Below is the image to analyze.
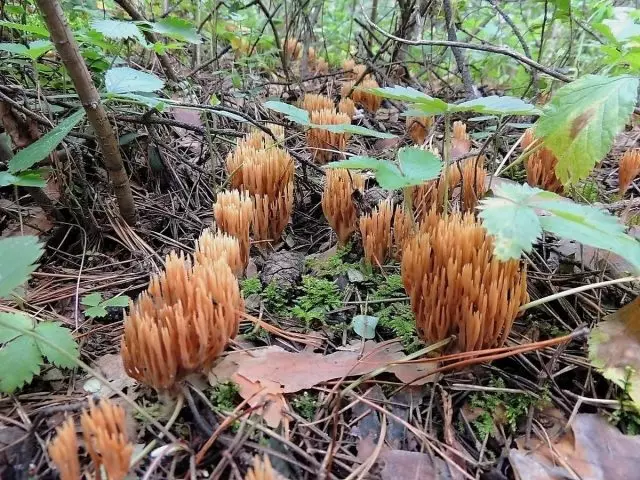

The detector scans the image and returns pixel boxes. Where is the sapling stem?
[442,114,451,217]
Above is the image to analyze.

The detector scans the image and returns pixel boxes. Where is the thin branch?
[442,0,478,98]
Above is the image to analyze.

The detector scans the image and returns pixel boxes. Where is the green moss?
[306,245,355,278]
[209,381,240,412]
[376,302,421,352]
[290,276,342,328]
[373,274,406,299]
[570,180,601,203]
[291,391,319,420]
[263,282,289,314]
[241,277,262,296]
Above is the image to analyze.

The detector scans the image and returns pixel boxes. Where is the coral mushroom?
[401,212,528,352]
[322,168,365,245]
[283,38,301,60]
[195,227,244,276]
[521,128,563,193]
[48,417,81,480]
[359,198,393,266]
[213,190,254,269]
[307,108,351,164]
[451,121,471,158]
[300,93,334,114]
[338,97,356,118]
[411,164,462,218]
[619,148,640,194]
[80,399,133,480]
[461,157,487,212]
[245,455,284,480]
[341,78,382,113]
[406,116,433,145]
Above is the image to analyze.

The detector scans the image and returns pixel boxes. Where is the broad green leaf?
[588,298,640,410]
[264,100,310,125]
[374,162,410,189]
[0,170,46,187]
[326,156,382,170]
[110,92,166,109]
[91,18,147,45]
[352,314,378,339]
[397,147,442,183]
[81,292,103,307]
[146,17,202,44]
[453,96,540,116]
[0,21,49,37]
[8,110,85,173]
[316,123,395,138]
[0,312,33,344]
[34,322,79,369]
[0,335,42,393]
[0,40,52,59]
[535,75,639,184]
[103,295,130,308]
[0,236,43,298]
[210,109,247,122]
[84,305,109,318]
[368,86,449,113]
[105,67,165,94]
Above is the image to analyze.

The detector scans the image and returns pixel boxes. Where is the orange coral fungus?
[80,399,133,480]
[48,417,81,480]
[122,252,242,390]
[195,227,245,276]
[619,148,640,194]
[451,121,471,158]
[401,212,528,352]
[338,97,356,118]
[312,57,329,75]
[300,93,334,114]
[251,182,294,243]
[283,38,301,60]
[461,157,487,212]
[266,123,285,142]
[521,128,563,193]
[343,59,355,75]
[245,455,284,480]
[307,108,351,164]
[341,78,382,113]
[322,168,365,245]
[411,165,462,219]
[213,190,254,269]
[392,204,416,260]
[360,198,393,266]
[406,116,434,145]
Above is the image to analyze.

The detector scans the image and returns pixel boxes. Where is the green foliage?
[306,247,354,278]
[292,391,319,420]
[535,75,639,185]
[479,182,640,271]
[209,381,240,412]
[241,277,262,296]
[0,312,79,393]
[327,147,443,190]
[263,282,289,314]
[0,40,52,59]
[376,303,419,351]
[90,19,147,44]
[142,17,203,44]
[0,236,43,299]
[290,276,342,326]
[104,67,165,94]
[81,292,130,319]
[372,274,406,299]
[351,315,379,339]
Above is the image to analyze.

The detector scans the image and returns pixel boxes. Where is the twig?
[442,0,478,98]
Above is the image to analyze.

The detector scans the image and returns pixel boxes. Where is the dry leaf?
[377,450,461,480]
[84,354,137,397]
[509,414,640,480]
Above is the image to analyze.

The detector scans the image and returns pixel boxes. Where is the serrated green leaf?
[535,75,639,185]
[102,295,130,308]
[91,19,147,45]
[0,40,52,59]
[8,110,85,173]
[264,100,310,125]
[316,123,395,138]
[453,96,540,116]
[352,314,378,339]
[0,335,42,393]
[0,312,33,344]
[397,147,442,183]
[368,86,449,114]
[0,21,49,37]
[81,292,102,307]
[0,170,46,187]
[34,322,79,369]
[84,305,109,318]
[105,67,165,94]
[145,17,202,44]
[0,236,43,298]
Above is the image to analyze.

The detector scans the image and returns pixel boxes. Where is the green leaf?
[111,92,166,109]
[453,96,540,116]
[0,21,49,37]
[374,162,411,189]
[264,100,310,125]
[397,147,442,183]
[0,170,46,187]
[84,305,109,318]
[0,236,43,298]
[8,110,85,173]
[81,292,103,307]
[316,123,395,138]
[0,40,52,59]
[368,86,449,114]
[105,67,165,94]
[0,335,42,393]
[102,295,130,308]
[91,19,147,45]
[352,314,378,339]
[146,17,202,44]
[326,156,383,170]
[535,75,639,185]
[34,322,79,369]
[0,312,33,344]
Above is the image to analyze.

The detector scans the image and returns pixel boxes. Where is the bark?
[114,0,179,83]
[36,0,137,225]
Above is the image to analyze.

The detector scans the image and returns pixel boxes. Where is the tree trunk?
[35,0,137,225]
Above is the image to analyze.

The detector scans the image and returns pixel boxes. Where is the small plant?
[81,292,130,319]
[209,380,240,412]
[241,277,262,296]
[295,276,342,313]
[263,282,290,314]
[291,391,319,420]
[306,246,354,278]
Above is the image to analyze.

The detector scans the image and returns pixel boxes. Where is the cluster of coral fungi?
[48,399,133,480]
[340,59,382,113]
[619,148,640,194]
[299,93,352,163]
[521,128,563,193]
[322,168,365,245]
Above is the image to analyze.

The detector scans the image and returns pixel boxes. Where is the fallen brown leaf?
[377,450,461,480]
